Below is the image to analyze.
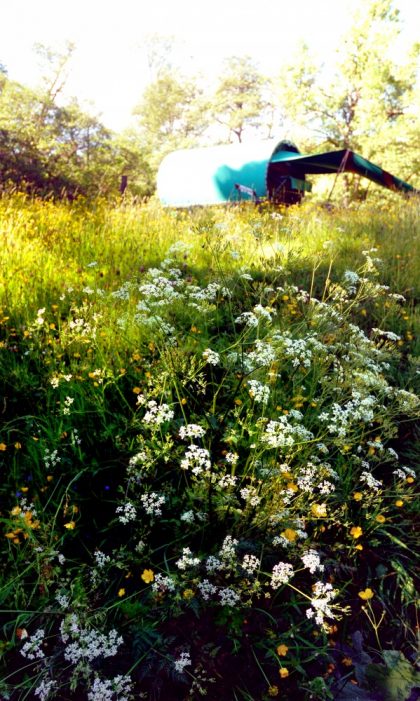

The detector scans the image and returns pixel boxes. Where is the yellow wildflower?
[375,514,386,523]
[350,526,363,539]
[358,588,374,600]
[141,569,154,584]
[117,588,126,597]
[14,442,22,450]
[0,443,6,451]
[132,387,141,394]
[279,667,289,679]
[183,589,195,600]
[281,529,297,543]
[268,685,279,697]
[353,492,363,501]
[395,499,404,507]
[276,644,289,656]
[64,521,76,530]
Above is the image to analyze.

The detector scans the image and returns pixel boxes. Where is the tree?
[276,0,420,196]
[211,56,274,143]
[133,70,209,173]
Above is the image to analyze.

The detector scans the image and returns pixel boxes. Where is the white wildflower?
[174,651,192,674]
[270,562,294,588]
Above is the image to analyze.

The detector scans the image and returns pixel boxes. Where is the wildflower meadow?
[0,194,419,700]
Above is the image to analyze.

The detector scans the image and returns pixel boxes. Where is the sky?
[1,0,418,132]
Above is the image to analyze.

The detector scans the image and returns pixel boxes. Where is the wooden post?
[120,175,128,195]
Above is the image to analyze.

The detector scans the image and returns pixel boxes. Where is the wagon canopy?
[270,148,415,195]
[157,140,307,206]
[157,139,417,206]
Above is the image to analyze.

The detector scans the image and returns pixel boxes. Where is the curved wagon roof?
[157,139,417,206]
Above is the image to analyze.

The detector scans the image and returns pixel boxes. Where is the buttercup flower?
[141,569,154,584]
[358,588,374,600]
[350,526,363,539]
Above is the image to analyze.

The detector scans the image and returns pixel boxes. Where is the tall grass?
[0,193,418,700]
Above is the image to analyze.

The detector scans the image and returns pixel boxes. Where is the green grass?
[0,193,418,701]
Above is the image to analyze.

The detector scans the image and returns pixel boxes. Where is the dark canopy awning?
[270,148,416,194]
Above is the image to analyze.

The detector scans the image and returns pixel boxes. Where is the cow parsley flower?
[174,651,192,674]
[271,562,294,588]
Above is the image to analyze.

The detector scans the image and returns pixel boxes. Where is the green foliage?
[276,0,420,200]
[212,56,273,143]
[365,651,420,701]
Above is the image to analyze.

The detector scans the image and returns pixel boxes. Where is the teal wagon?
[157,139,417,206]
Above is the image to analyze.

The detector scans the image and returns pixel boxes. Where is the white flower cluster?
[219,535,238,564]
[235,304,274,328]
[247,379,270,404]
[248,340,276,368]
[174,651,192,674]
[20,628,45,660]
[217,474,238,488]
[306,581,337,627]
[176,547,201,571]
[142,400,174,426]
[87,675,133,701]
[205,555,223,574]
[301,549,324,574]
[270,562,294,589]
[138,275,183,308]
[241,554,260,575]
[261,416,313,449]
[319,392,378,438]
[371,328,401,342]
[180,444,211,475]
[111,281,133,300]
[202,348,220,366]
[94,550,111,569]
[151,574,177,593]
[393,465,415,480]
[55,592,71,609]
[198,579,218,600]
[60,615,123,664]
[62,396,74,415]
[240,486,261,507]
[360,469,383,491]
[49,375,60,388]
[34,678,57,701]
[115,502,137,524]
[44,448,61,469]
[235,311,259,328]
[341,269,360,295]
[128,450,148,468]
[140,492,165,517]
[282,336,313,368]
[179,424,206,440]
[218,587,241,606]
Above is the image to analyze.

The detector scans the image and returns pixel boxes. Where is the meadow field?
[0,194,419,701]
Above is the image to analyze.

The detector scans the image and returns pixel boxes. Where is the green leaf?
[365,651,420,701]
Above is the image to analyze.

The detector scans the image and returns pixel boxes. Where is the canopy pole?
[327,149,351,203]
